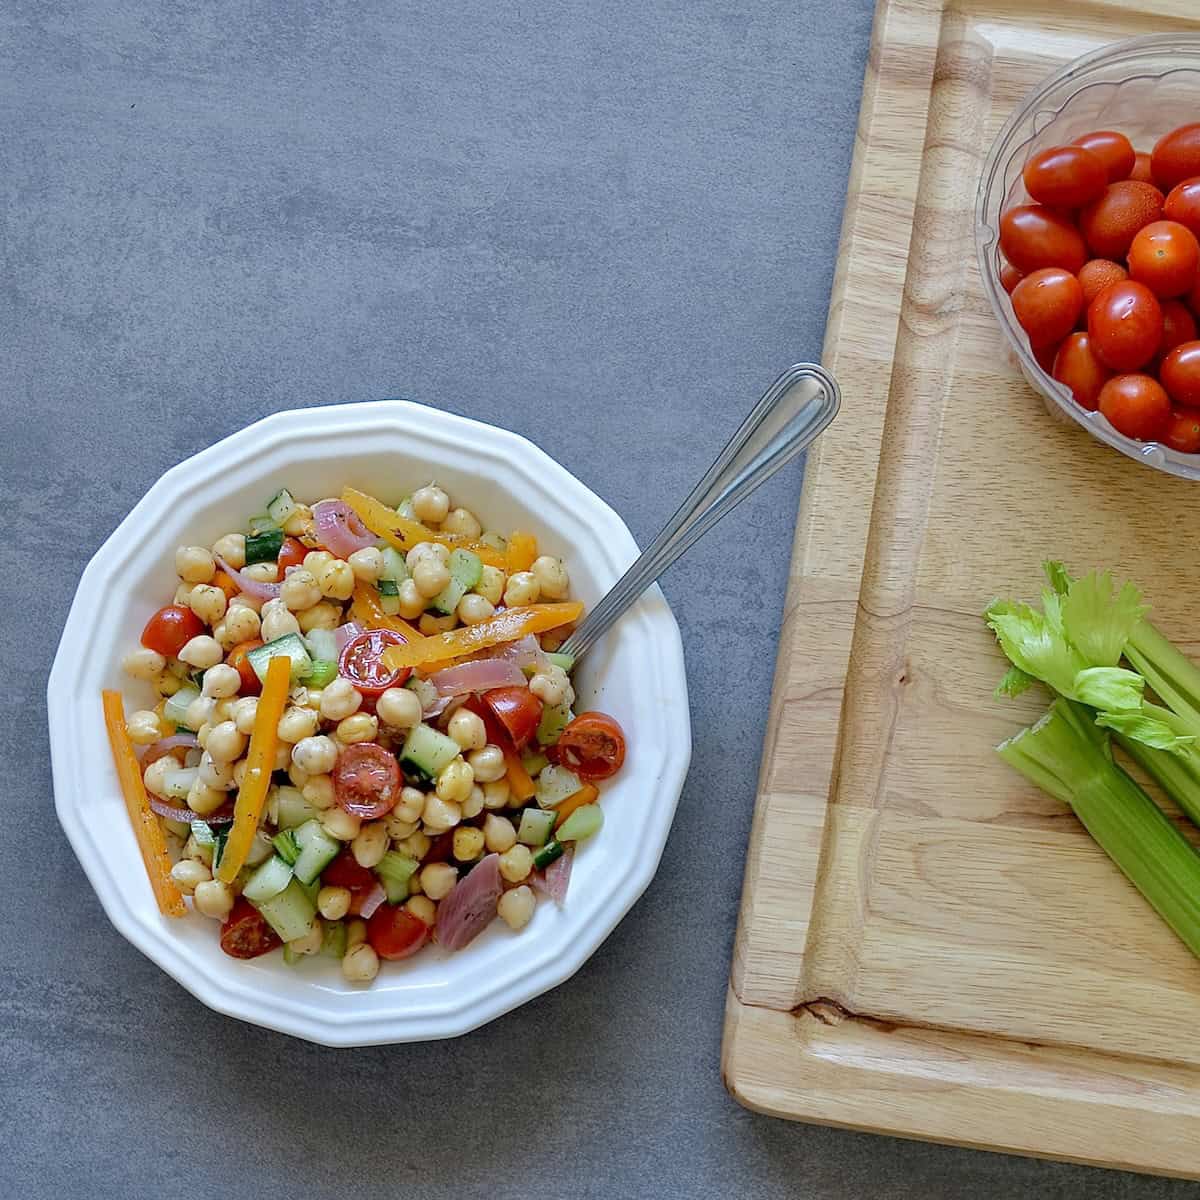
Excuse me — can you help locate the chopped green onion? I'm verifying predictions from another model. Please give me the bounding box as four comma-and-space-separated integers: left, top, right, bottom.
533, 840, 565, 870
377, 578, 400, 597
273, 829, 301, 865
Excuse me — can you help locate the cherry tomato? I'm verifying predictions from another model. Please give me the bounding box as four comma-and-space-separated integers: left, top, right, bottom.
1032, 342, 1057, 374
551, 712, 627, 782
1160, 341, 1200, 407
1079, 181, 1164, 259
1163, 178, 1200, 240
333, 742, 401, 818
338, 628, 410, 696
1071, 130, 1135, 182
322, 848, 378, 893
1052, 332, 1111, 412
1010, 268, 1083, 347
367, 905, 431, 960
276, 536, 308, 580
481, 686, 544, 750
423, 830, 455, 864
140, 604, 205, 657
219, 899, 282, 959
1022, 144, 1106, 208
1127, 220, 1200, 298
1087, 280, 1163, 371
1130, 151, 1155, 185
1077, 258, 1127, 306
999, 205, 1087, 274
226, 638, 264, 696
1152, 124, 1200, 192
1164, 409, 1200, 453
1000, 262, 1023, 294
1159, 300, 1197, 359
1098, 373, 1171, 441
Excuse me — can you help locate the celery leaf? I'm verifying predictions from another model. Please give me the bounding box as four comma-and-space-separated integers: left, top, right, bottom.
995, 665, 1036, 699
985, 598, 1087, 698
1073, 666, 1145, 712
1094, 709, 1195, 753
1061, 571, 1146, 668
1042, 560, 1072, 596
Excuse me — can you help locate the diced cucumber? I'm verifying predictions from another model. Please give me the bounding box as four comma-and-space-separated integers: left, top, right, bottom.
292, 818, 341, 885
243, 855, 294, 903
275, 786, 318, 830
480, 530, 508, 553
272, 829, 301, 865
521, 750, 550, 776
546, 651, 575, 673
304, 627, 339, 663
533, 839, 565, 870
265, 488, 297, 526
556, 804, 603, 842
381, 547, 408, 582
306, 660, 338, 688
253, 878, 316, 943
376, 577, 400, 615
517, 807, 556, 847
430, 548, 483, 616
377, 577, 400, 597
396, 496, 415, 520
375, 850, 420, 903
283, 942, 304, 966
245, 529, 284, 564
298, 875, 321, 906
163, 684, 201, 727
322, 920, 347, 959
400, 723, 462, 785
189, 819, 216, 847
536, 764, 584, 809
247, 633, 312, 685
247, 513, 281, 536
406, 676, 438, 713
536, 702, 573, 747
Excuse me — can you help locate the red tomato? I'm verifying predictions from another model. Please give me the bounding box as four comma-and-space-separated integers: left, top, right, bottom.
1163, 178, 1200, 239
1160, 341, 1200, 407
367, 905, 431, 960
141, 604, 205, 657
1098, 373, 1171, 441
999, 205, 1087, 274
1022, 144, 1107, 208
999, 262, 1023, 294
1032, 342, 1057, 374
226, 638, 263, 696
1079, 181, 1164, 259
1152, 124, 1200, 192
1159, 300, 1197, 359
483, 686, 544, 750
338, 628, 410, 696
1010, 268, 1083, 347
219, 899, 282, 959
322, 849, 378, 893
276, 536, 308, 580
1077, 259, 1127, 306
1071, 130, 1136, 182
333, 742, 401, 818
1130, 151, 1155, 184
551, 712, 627, 782
1164, 409, 1200, 453
1087, 281, 1163, 371
1052, 332, 1111, 412
1127, 220, 1200, 298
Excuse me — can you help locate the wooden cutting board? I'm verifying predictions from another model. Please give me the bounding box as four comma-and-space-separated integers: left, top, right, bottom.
722, 0, 1200, 1178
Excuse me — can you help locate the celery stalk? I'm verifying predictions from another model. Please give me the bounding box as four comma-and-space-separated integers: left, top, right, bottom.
1115, 733, 1200, 830
1126, 620, 1200, 733
999, 700, 1200, 959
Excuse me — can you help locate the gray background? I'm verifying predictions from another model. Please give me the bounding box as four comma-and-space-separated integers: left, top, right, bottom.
3, 2, 1192, 1197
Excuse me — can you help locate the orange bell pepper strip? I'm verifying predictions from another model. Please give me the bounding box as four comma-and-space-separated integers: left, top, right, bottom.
341, 487, 506, 569
553, 782, 599, 829
216, 654, 291, 883
506, 531, 538, 574
210, 569, 241, 601
381, 602, 583, 672
505, 749, 537, 803
349, 581, 421, 643
102, 691, 186, 918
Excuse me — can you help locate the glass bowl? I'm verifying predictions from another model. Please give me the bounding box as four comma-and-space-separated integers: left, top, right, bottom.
976, 34, 1200, 481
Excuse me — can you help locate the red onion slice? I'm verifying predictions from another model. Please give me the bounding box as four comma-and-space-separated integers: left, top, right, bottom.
215, 554, 282, 600
147, 794, 235, 825
334, 620, 367, 652
430, 657, 527, 697
314, 500, 376, 558
490, 634, 550, 673
357, 881, 387, 919
140, 732, 200, 766
435, 853, 503, 950
531, 846, 573, 907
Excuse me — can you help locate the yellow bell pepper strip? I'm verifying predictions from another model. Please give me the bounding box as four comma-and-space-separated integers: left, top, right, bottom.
553, 782, 599, 829
381, 602, 584, 673
505, 749, 537, 803
349, 581, 421, 643
102, 691, 186, 918
341, 486, 506, 569
506, 531, 538, 575
216, 654, 291, 883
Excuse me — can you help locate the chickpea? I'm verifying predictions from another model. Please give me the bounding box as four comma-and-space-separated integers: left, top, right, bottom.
498, 844, 534, 884
178, 635, 223, 669
447, 708, 487, 751
122, 647, 166, 681
321, 806, 361, 842
206, 721, 247, 764
346, 917, 368, 948
336, 712, 378, 745
395, 786, 427, 824
302, 773, 336, 810
201, 663, 241, 699
232, 695, 259, 734
187, 780, 227, 817
347, 546, 384, 582
298, 602, 341, 633
436, 758, 474, 805
420, 862, 458, 900
483, 813, 518, 854
396, 578, 425, 620
280, 568, 321, 612
468, 744, 507, 784
394, 830, 431, 861
461, 784, 485, 820
174, 582, 196, 607
193, 879, 234, 921
282, 503, 314, 537
482, 779, 511, 810
503, 571, 540, 607
419, 613, 458, 636
142, 755, 175, 797
497, 885, 535, 931
376, 687, 422, 730
318, 886, 352, 921
441, 507, 481, 538
406, 541, 450, 572
156, 671, 184, 697
457, 594, 495, 625
228, 591, 263, 615
317, 677, 360, 722
242, 561, 281, 584
475, 564, 506, 606
223, 605, 261, 644
273, 741, 292, 770
531, 555, 570, 600
303, 550, 334, 575
170, 858, 211, 895
188, 584, 227, 627
411, 485, 450, 525
292, 734, 337, 775
412, 557, 451, 599
288, 919, 324, 957
529, 664, 570, 708
185, 695, 216, 732
421, 793, 462, 833
352, 821, 389, 868
405, 895, 437, 926
341, 942, 380, 983
277, 706, 320, 744
315, 559, 355, 601
260, 598, 302, 642
386, 816, 419, 840
198, 752, 236, 791
452, 825, 485, 862
125, 709, 162, 745
211, 532, 246, 568
175, 545, 215, 583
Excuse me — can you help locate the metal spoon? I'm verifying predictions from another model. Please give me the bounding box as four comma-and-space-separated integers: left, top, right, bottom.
558, 362, 841, 664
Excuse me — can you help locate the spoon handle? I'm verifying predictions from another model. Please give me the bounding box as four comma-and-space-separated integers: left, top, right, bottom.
559, 363, 840, 663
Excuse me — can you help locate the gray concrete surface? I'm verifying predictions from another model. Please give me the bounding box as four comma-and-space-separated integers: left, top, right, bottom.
3, 2, 1195, 1197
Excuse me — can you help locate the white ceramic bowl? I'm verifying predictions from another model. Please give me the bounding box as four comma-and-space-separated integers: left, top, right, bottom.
48, 401, 691, 1046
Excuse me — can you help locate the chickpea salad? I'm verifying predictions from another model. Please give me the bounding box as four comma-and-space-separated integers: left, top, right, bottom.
103, 484, 627, 985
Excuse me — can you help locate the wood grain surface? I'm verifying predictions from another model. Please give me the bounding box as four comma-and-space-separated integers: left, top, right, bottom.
723, 0, 1200, 1176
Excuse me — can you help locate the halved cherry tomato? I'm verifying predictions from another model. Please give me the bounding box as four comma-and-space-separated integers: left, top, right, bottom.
1130, 151, 1155, 185
1010, 268, 1083, 347
226, 638, 264, 696
1164, 178, 1200, 239
999, 204, 1087, 274
1152, 124, 1200, 192
1159, 300, 1197, 360
338, 628, 410, 696
1087, 281, 1163, 371
1079, 181, 1164, 259
141, 604, 205, 657
423, 830, 455, 864
1127, 220, 1200, 298
276, 536, 308, 580
1161, 341, 1200, 407
219, 898, 282, 959
483, 686, 544, 751
322, 848, 378, 893
1022, 144, 1107, 208
333, 741, 401, 818
1098, 373, 1171, 441
367, 905, 431, 960
1164, 409, 1200, 453
1072, 130, 1135, 183
999, 262, 1023, 294
1077, 258, 1127, 306
1053, 332, 1111, 412
211, 570, 240, 601
551, 712, 626, 781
